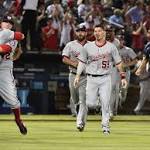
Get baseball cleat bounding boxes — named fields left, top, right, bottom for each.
left=77, top=124, right=84, bottom=132
left=16, top=120, right=27, bottom=135
left=103, top=130, right=110, bottom=135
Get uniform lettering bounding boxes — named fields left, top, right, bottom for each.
left=3, top=53, right=11, bottom=60
left=71, top=50, right=80, bottom=57
left=102, top=60, right=109, bottom=69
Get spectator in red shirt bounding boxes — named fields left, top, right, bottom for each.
left=131, top=22, right=147, bottom=53
left=41, top=17, right=59, bottom=51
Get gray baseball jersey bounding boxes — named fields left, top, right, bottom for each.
left=0, top=28, right=14, bottom=44
left=0, top=40, right=18, bottom=69
left=79, top=41, right=122, bottom=75
left=0, top=39, right=20, bottom=108
left=62, top=40, right=87, bottom=73
left=112, top=38, right=120, bottom=50
left=119, top=46, right=137, bottom=66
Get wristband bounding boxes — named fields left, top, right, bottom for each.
left=120, top=72, right=126, bottom=79
left=0, top=44, right=12, bottom=53
left=14, top=32, right=24, bottom=40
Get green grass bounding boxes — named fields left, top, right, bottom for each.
left=0, top=115, right=150, bottom=150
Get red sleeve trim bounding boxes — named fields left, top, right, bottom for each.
left=0, top=44, right=12, bottom=53
left=62, top=55, right=69, bottom=59
left=78, top=58, right=86, bottom=64
left=14, top=32, right=24, bottom=41
left=120, top=72, right=126, bottom=79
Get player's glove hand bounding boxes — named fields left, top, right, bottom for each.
left=121, top=78, right=128, bottom=89
left=74, top=74, right=80, bottom=88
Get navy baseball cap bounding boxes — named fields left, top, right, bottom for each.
left=2, top=16, right=14, bottom=25
left=76, top=24, right=86, bottom=32
left=105, top=25, right=114, bottom=32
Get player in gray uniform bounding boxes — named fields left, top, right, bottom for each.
left=62, top=25, right=88, bottom=131
left=134, top=59, right=150, bottom=114
left=0, top=16, right=27, bottom=135
left=135, top=30, right=150, bottom=114
left=105, top=26, right=121, bottom=118
left=74, top=24, right=127, bottom=134
left=117, top=35, right=137, bottom=106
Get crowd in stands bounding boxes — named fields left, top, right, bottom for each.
left=0, top=0, right=150, bottom=53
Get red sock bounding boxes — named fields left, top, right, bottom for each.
left=12, top=108, right=22, bottom=122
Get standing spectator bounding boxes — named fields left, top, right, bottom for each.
left=125, top=1, right=144, bottom=25
left=74, top=24, right=127, bottom=134
left=131, top=22, right=147, bottom=53
left=46, top=0, right=64, bottom=20
left=59, top=11, right=75, bottom=51
left=80, top=15, right=95, bottom=41
left=21, top=0, right=39, bottom=51
left=109, top=9, right=124, bottom=26
left=77, top=0, right=88, bottom=23
left=46, top=0, right=64, bottom=43
left=35, top=2, right=47, bottom=51
left=41, top=17, right=59, bottom=51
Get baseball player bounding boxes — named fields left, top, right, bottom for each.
left=134, top=59, right=150, bottom=114
left=69, top=97, right=77, bottom=117
left=135, top=30, right=150, bottom=113
left=0, top=16, right=27, bottom=135
left=105, top=25, right=121, bottom=118
left=74, top=24, right=127, bottom=134
left=62, top=25, right=88, bottom=131
left=117, top=35, right=137, bottom=106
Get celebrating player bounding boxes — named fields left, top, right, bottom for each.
left=0, top=16, right=27, bottom=135
left=105, top=25, right=121, bottom=118
left=134, top=29, right=150, bottom=113
left=136, top=30, right=150, bottom=76
left=74, top=23, right=127, bottom=134
left=62, top=25, right=88, bottom=131
left=117, top=35, right=137, bottom=106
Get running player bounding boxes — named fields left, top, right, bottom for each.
left=135, top=29, right=150, bottom=113
left=62, top=25, right=88, bottom=131
left=134, top=58, right=150, bottom=114
left=74, top=23, right=127, bottom=134
left=105, top=25, right=121, bottom=118
left=0, top=16, right=27, bottom=135
left=117, top=35, right=137, bottom=107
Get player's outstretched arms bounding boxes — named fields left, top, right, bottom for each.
left=14, top=32, right=25, bottom=41
left=0, top=44, right=12, bottom=53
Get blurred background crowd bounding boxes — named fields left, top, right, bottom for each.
left=0, top=0, right=150, bottom=54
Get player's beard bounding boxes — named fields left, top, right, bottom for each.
left=77, top=35, right=86, bottom=42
